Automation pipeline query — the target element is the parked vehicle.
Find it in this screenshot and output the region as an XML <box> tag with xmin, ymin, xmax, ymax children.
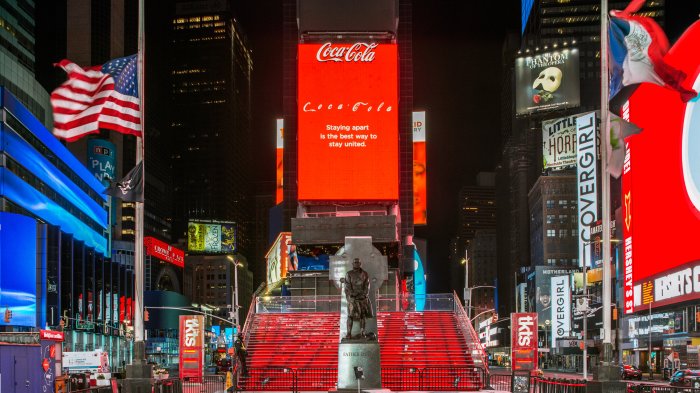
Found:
<box><xmin>669</xmin><ymin>369</ymin><xmax>700</xmax><ymax>388</ymax></box>
<box><xmin>620</xmin><ymin>364</ymin><xmax>643</xmax><ymax>380</ymax></box>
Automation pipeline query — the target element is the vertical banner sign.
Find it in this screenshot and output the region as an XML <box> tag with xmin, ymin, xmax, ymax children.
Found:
<box><xmin>576</xmin><ymin>112</ymin><xmax>598</xmax><ymax>267</ymax></box>
<box><xmin>413</xmin><ymin>111</ymin><xmax>427</xmax><ymax>225</ymax></box>
<box><xmin>87</xmin><ymin>139</ymin><xmax>117</xmax><ymax>253</ymax></box>
<box><xmin>551</xmin><ymin>275</ymin><xmax>571</xmax><ymax>348</ymax></box>
<box><xmin>511</xmin><ymin>312</ymin><xmax>538</xmax><ymax>371</ymax></box>
<box><xmin>542</xmin><ymin>115</ymin><xmax>577</xmax><ymax>170</ymax></box>
<box><xmin>622</xmin><ymin>126</ymin><xmax>634</xmax><ymax>314</ymax></box>
<box><xmin>276</xmin><ymin>118</ymin><xmax>284</xmax><ymax>204</ymax></box>
<box><xmin>179</xmin><ymin>315</ymin><xmax>204</xmax><ymax>379</ymax></box>
<box><xmin>297</xmin><ymin>42</ymin><xmax>399</xmax><ymax>200</ymax></box>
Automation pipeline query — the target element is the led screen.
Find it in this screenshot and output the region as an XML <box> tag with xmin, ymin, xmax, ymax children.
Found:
<box><xmin>413</xmin><ymin>111</ymin><xmax>427</xmax><ymax>225</ymax></box>
<box><xmin>515</xmin><ymin>49</ymin><xmax>580</xmax><ymax>115</ymax></box>
<box><xmin>297</xmin><ymin>42</ymin><xmax>398</xmax><ymax>200</ymax></box>
<box><xmin>187</xmin><ymin>221</ymin><xmax>236</xmax><ymax>253</ymax></box>
<box><xmin>623</xmin><ymin>22</ymin><xmax>700</xmax><ymax>314</ymax></box>
<box><xmin>276</xmin><ymin>118</ymin><xmax>284</xmax><ymax>204</ymax></box>
<box><xmin>0</xmin><ymin>212</ymin><xmax>37</xmax><ymax>327</ymax></box>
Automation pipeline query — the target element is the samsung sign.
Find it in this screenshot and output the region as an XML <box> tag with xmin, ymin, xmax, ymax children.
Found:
<box><xmin>551</xmin><ymin>275</ymin><xmax>571</xmax><ymax>348</ymax></box>
<box><xmin>576</xmin><ymin>112</ymin><xmax>598</xmax><ymax>267</ymax></box>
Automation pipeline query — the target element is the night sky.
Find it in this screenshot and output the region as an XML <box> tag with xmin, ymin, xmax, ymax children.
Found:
<box><xmin>229</xmin><ymin>1</ymin><xmax>700</xmax><ymax>293</ymax></box>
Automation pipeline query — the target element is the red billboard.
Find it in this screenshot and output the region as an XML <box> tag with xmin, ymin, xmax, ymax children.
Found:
<box><xmin>179</xmin><ymin>315</ymin><xmax>204</xmax><ymax>379</ymax></box>
<box><xmin>413</xmin><ymin>111</ymin><xmax>427</xmax><ymax>225</ymax></box>
<box><xmin>276</xmin><ymin>118</ymin><xmax>284</xmax><ymax>204</ymax></box>
<box><xmin>623</xmin><ymin>21</ymin><xmax>700</xmax><ymax>314</ymax></box>
<box><xmin>144</xmin><ymin>236</ymin><xmax>185</xmax><ymax>268</ymax></box>
<box><xmin>297</xmin><ymin>42</ymin><xmax>398</xmax><ymax>201</ymax></box>
<box><xmin>511</xmin><ymin>313</ymin><xmax>537</xmax><ymax>371</ymax></box>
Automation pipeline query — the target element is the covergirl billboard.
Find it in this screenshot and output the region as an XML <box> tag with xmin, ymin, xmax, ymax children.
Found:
<box><xmin>623</xmin><ymin>21</ymin><xmax>700</xmax><ymax>314</ymax></box>
<box><xmin>297</xmin><ymin>42</ymin><xmax>398</xmax><ymax>200</ymax></box>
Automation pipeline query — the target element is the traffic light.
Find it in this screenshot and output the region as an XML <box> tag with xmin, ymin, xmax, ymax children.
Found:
<box><xmin>491</xmin><ymin>313</ymin><xmax>499</xmax><ymax>323</ymax></box>
<box><xmin>3</xmin><ymin>308</ymin><xmax>11</xmax><ymax>323</ymax></box>
<box><xmin>144</xmin><ymin>309</ymin><xmax>150</xmax><ymax>322</ymax></box>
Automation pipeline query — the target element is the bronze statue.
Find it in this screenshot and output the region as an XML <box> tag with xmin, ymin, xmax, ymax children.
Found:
<box><xmin>344</xmin><ymin>258</ymin><xmax>373</xmax><ymax>338</ymax></box>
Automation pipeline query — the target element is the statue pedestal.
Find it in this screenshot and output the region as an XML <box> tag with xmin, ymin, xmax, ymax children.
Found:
<box><xmin>337</xmin><ymin>341</ymin><xmax>381</xmax><ymax>390</ymax></box>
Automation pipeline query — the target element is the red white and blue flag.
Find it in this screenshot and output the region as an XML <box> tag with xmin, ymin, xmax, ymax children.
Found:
<box><xmin>51</xmin><ymin>55</ymin><xmax>141</xmax><ymax>141</ymax></box>
<box><xmin>609</xmin><ymin>0</ymin><xmax>696</xmax><ymax>105</ymax></box>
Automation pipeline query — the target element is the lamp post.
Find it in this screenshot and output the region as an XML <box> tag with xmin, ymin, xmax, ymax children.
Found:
<box><xmin>462</xmin><ymin>250</ymin><xmax>470</xmax><ymax>319</ymax></box>
<box><xmin>227</xmin><ymin>256</ymin><xmax>242</xmax><ymax>331</ymax></box>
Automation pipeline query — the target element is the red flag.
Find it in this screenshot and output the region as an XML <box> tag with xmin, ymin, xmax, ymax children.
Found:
<box><xmin>51</xmin><ymin>55</ymin><xmax>141</xmax><ymax>141</ymax></box>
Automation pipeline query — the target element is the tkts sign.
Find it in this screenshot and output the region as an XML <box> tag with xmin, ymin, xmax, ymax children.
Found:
<box><xmin>179</xmin><ymin>315</ymin><xmax>204</xmax><ymax>379</ymax></box>
<box><xmin>511</xmin><ymin>313</ymin><xmax>538</xmax><ymax>371</ymax></box>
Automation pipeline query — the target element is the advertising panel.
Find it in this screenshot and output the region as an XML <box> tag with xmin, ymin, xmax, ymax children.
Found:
<box><xmin>0</xmin><ymin>212</ymin><xmax>37</xmax><ymax>327</ymax></box>
<box><xmin>265</xmin><ymin>232</ymin><xmax>295</xmax><ymax>286</ymax></box>
<box><xmin>542</xmin><ymin>115</ymin><xmax>577</xmax><ymax>170</ymax></box>
<box><xmin>413</xmin><ymin>111</ymin><xmax>427</xmax><ymax>225</ymax></box>
<box><xmin>63</xmin><ymin>351</ymin><xmax>109</xmax><ymax>372</ymax></box>
<box><xmin>511</xmin><ymin>313</ymin><xmax>538</xmax><ymax>371</ymax></box>
<box><xmin>623</xmin><ymin>23</ymin><xmax>700</xmax><ymax>314</ymax></box>
<box><xmin>515</xmin><ymin>49</ymin><xmax>580</xmax><ymax>115</ymax></box>
<box><xmin>179</xmin><ymin>315</ymin><xmax>204</xmax><ymax>379</ymax></box>
<box><xmin>144</xmin><ymin>236</ymin><xmax>185</xmax><ymax>268</ymax></box>
<box><xmin>576</xmin><ymin>112</ymin><xmax>598</xmax><ymax>268</ymax></box>
<box><xmin>527</xmin><ymin>266</ymin><xmax>579</xmax><ymax>329</ymax></box>
<box><xmin>87</xmin><ymin>139</ymin><xmax>116</xmax><ymax>184</ymax></box>
<box><xmin>187</xmin><ymin>221</ymin><xmax>236</xmax><ymax>253</ymax></box>
<box><xmin>297</xmin><ymin>42</ymin><xmax>398</xmax><ymax>200</ymax></box>
<box><xmin>551</xmin><ymin>275</ymin><xmax>571</xmax><ymax>348</ymax></box>
<box><xmin>276</xmin><ymin>118</ymin><xmax>284</xmax><ymax>204</ymax></box>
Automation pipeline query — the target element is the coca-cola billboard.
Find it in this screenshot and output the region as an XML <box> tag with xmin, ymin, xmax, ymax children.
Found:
<box><xmin>298</xmin><ymin>42</ymin><xmax>398</xmax><ymax>201</ymax></box>
<box><xmin>511</xmin><ymin>313</ymin><xmax>538</xmax><ymax>371</ymax></box>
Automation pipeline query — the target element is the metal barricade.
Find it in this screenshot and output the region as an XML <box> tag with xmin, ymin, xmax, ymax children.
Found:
<box><xmin>237</xmin><ymin>367</ymin><xmax>296</xmax><ymax>391</ymax></box>
<box><xmin>534</xmin><ymin>377</ymin><xmax>587</xmax><ymax>393</ymax></box>
<box><xmin>381</xmin><ymin>367</ymin><xmax>422</xmax><ymax>391</ymax></box>
<box><xmin>180</xmin><ymin>375</ymin><xmax>225</xmax><ymax>393</ymax></box>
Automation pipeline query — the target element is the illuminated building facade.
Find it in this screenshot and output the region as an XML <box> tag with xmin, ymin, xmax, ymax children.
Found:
<box><xmin>170</xmin><ymin>0</ymin><xmax>253</xmax><ymax>258</ymax></box>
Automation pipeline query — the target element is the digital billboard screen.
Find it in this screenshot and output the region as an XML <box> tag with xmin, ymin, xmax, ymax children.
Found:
<box><xmin>187</xmin><ymin>221</ymin><xmax>236</xmax><ymax>253</ymax></box>
<box><xmin>623</xmin><ymin>22</ymin><xmax>700</xmax><ymax>314</ymax></box>
<box><xmin>276</xmin><ymin>118</ymin><xmax>284</xmax><ymax>204</ymax></box>
<box><xmin>515</xmin><ymin>49</ymin><xmax>580</xmax><ymax>115</ymax></box>
<box><xmin>297</xmin><ymin>42</ymin><xmax>398</xmax><ymax>201</ymax></box>
<box><xmin>542</xmin><ymin>115</ymin><xmax>577</xmax><ymax>170</ymax></box>
<box><xmin>0</xmin><ymin>212</ymin><xmax>37</xmax><ymax>327</ymax></box>
<box><xmin>413</xmin><ymin>111</ymin><xmax>427</xmax><ymax>225</ymax></box>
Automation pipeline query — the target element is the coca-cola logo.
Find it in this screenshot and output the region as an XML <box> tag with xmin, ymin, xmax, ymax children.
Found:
<box><xmin>316</xmin><ymin>42</ymin><xmax>378</xmax><ymax>63</ymax></box>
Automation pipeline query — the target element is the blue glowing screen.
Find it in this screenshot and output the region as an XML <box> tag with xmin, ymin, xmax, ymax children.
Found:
<box><xmin>0</xmin><ymin>212</ymin><xmax>37</xmax><ymax>327</ymax></box>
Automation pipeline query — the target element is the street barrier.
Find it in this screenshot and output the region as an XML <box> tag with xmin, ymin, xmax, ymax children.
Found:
<box><xmin>626</xmin><ymin>385</ymin><xmax>700</xmax><ymax>393</ymax></box>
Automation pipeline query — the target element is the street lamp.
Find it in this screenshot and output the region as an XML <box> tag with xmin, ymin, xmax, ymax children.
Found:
<box><xmin>227</xmin><ymin>255</ymin><xmax>244</xmax><ymax>331</ymax></box>
<box><xmin>462</xmin><ymin>250</ymin><xmax>469</xmax><ymax>318</ymax></box>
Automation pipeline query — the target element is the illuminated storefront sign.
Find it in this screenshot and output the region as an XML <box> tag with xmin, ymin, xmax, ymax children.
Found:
<box><xmin>624</xmin><ymin>22</ymin><xmax>700</xmax><ymax>314</ymax></box>
<box><xmin>297</xmin><ymin>42</ymin><xmax>398</xmax><ymax>200</ymax></box>
<box><xmin>144</xmin><ymin>237</ymin><xmax>185</xmax><ymax>268</ymax></box>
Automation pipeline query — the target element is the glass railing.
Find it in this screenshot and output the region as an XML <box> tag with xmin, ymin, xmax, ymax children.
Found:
<box><xmin>254</xmin><ymin>293</ymin><xmax>457</xmax><ymax>314</ymax></box>
<box><xmin>255</xmin><ymin>295</ymin><xmax>342</xmax><ymax>313</ymax></box>
<box><xmin>376</xmin><ymin>293</ymin><xmax>456</xmax><ymax>312</ymax></box>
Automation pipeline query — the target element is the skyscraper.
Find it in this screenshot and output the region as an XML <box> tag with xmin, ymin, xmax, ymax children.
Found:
<box><xmin>170</xmin><ymin>0</ymin><xmax>253</xmax><ymax>257</ymax></box>
<box><xmin>0</xmin><ymin>0</ymin><xmax>52</xmax><ymax>126</ymax></box>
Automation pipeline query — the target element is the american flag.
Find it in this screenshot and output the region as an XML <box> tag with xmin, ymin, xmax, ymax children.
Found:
<box><xmin>51</xmin><ymin>55</ymin><xmax>142</xmax><ymax>141</ymax></box>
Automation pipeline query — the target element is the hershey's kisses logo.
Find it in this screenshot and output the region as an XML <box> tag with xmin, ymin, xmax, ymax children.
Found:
<box><xmin>316</xmin><ymin>42</ymin><xmax>378</xmax><ymax>63</ymax></box>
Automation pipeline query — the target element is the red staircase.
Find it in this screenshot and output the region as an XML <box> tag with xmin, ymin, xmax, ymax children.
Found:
<box><xmin>240</xmin><ymin>312</ymin><xmax>339</xmax><ymax>391</ymax></box>
<box><xmin>378</xmin><ymin>311</ymin><xmax>484</xmax><ymax>391</ymax></box>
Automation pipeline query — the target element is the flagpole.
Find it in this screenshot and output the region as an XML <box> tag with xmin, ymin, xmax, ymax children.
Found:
<box><xmin>600</xmin><ymin>0</ymin><xmax>614</xmax><ymax>365</ymax></box>
<box><xmin>134</xmin><ymin>0</ymin><xmax>146</xmax><ymax>351</ymax></box>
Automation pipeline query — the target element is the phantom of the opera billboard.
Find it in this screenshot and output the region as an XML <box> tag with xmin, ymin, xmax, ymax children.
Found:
<box><xmin>297</xmin><ymin>42</ymin><xmax>398</xmax><ymax>201</ymax></box>
<box><xmin>515</xmin><ymin>49</ymin><xmax>580</xmax><ymax>115</ymax></box>
<box><xmin>623</xmin><ymin>21</ymin><xmax>700</xmax><ymax>314</ymax></box>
